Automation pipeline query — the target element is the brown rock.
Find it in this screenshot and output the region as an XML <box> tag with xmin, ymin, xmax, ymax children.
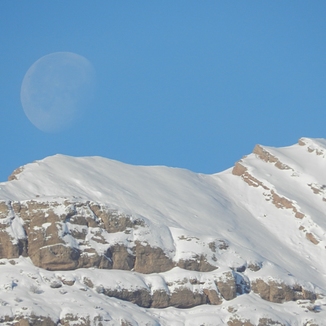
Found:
<box><xmin>59</xmin><ymin>277</ymin><xmax>75</xmax><ymax>286</ymax></box>
<box><xmin>26</xmin><ymin>203</ymin><xmax>74</xmax><ymax>270</ymax></box>
<box><xmin>0</xmin><ymin>201</ymin><xmax>27</xmax><ymax>259</ymax></box>
<box><xmin>253</xmin><ymin>144</ymin><xmax>291</xmax><ymax>170</ymax></box>
<box><xmin>271</xmin><ymin>191</ymin><xmax>294</xmax><ymax>209</ymax></box>
<box><xmin>89</xmin><ymin>204</ymin><xmax>143</xmax><ymax>233</ymax></box>
<box><xmin>216</xmin><ymin>271</ymin><xmax>236</xmax><ymax>300</ymax></box>
<box><xmin>134</xmin><ymin>242</ymin><xmax>174</xmax><ymax>273</ymax></box>
<box><xmin>258</xmin><ymin>318</ymin><xmax>286</xmax><ymax>326</ymax></box>
<box><xmin>306</xmin><ymin>232</ymin><xmax>319</xmax><ymax>245</ymax></box>
<box><xmin>218</xmin><ymin>240</ymin><xmax>229</xmax><ymax>250</ymax></box>
<box><xmin>177</xmin><ymin>254</ymin><xmax>217</xmax><ymax>272</ymax></box>
<box><xmin>83</xmin><ymin>277</ymin><xmax>94</xmax><ymax>288</ymax></box>
<box><xmin>247</xmin><ymin>262</ymin><xmax>262</xmax><ymax>272</ymax></box>
<box><xmin>107</xmin><ymin>244</ymin><xmax>135</xmax><ymax>270</ymax></box>
<box><xmin>8</xmin><ymin>166</ymin><xmax>24</xmax><ymax>181</ymax></box>
<box><xmin>0</xmin><ymin>230</ymin><xmax>24</xmax><ymax>259</ymax></box>
<box><xmin>232</xmin><ymin>161</ymin><xmax>248</xmax><ymax>176</ymax></box>
<box><xmin>0</xmin><ymin>201</ymin><xmax>10</xmax><ymax>218</ymax></box>
<box><xmin>232</xmin><ymin>162</ymin><xmax>269</xmax><ymax>190</ymax></box>
<box><xmin>270</xmin><ymin>190</ymin><xmax>305</xmax><ymax>219</ymax></box>
<box><xmin>11</xmin><ymin>315</ymin><xmax>57</xmax><ymax>326</ymax></box>
<box><xmin>251</xmin><ymin>279</ymin><xmax>270</xmax><ymax>301</ymax></box>
<box><xmin>227</xmin><ymin>318</ymin><xmax>254</xmax><ymax>326</ymax></box>
<box><xmin>30</xmin><ymin>244</ymin><xmax>80</xmax><ymax>270</ymax></box>
<box><xmin>169</xmin><ymin>287</ymin><xmax>208</xmax><ymax>308</ymax></box>
<box><xmin>103</xmin><ymin>288</ymin><xmax>152</xmax><ymax>308</ymax></box>
<box><xmin>60</xmin><ymin>314</ymin><xmax>91</xmax><ymax>326</ymax></box>
<box><xmin>120</xmin><ymin>320</ymin><xmax>133</xmax><ymax>326</ymax></box>
<box><xmin>302</xmin><ymin>288</ymin><xmax>317</xmax><ymax>301</ymax></box>
<box><xmin>251</xmin><ymin>279</ymin><xmax>316</xmax><ymax>303</ymax></box>
<box><xmin>203</xmin><ymin>288</ymin><xmax>222</xmax><ymax>305</ymax></box>
<box><xmin>151</xmin><ymin>289</ymin><xmax>170</xmax><ymax>308</ymax></box>
<box><xmin>77</xmin><ymin>249</ymin><xmax>112</xmax><ymax>269</ymax></box>
<box><xmin>253</xmin><ymin>144</ymin><xmax>278</xmax><ymax>163</ymax></box>
<box><xmin>269</xmin><ymin>282</ymin><xmax>294</xmax><ymax>303</ymax></box>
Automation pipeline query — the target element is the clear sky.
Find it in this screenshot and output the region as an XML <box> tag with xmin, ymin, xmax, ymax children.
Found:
<box><xmin>1</xmin><ymin>1</ymin><xmax>326</xmax><ymax>182</ymax></box>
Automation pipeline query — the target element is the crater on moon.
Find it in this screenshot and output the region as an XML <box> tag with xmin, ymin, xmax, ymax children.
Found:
<box><xmin>21</xmin><ymin>52</ymin><xmax>96</xmax><ymax>133</ymax></box>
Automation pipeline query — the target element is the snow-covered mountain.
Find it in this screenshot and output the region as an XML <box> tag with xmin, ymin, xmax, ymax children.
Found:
<box><xmin>0</xmin><ymin>137</ymin><xmax>326</xmax><ymax>325</ymax></box>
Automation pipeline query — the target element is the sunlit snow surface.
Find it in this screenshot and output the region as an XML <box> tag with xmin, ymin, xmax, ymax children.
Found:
<box><xmin>1</xmin><ymin>137</ymin><xmax>326</xmax><ymax>324</ymax></box>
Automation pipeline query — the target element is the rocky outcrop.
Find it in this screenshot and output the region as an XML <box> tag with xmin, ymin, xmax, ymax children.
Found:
<box><xmin>216</xmin><ymin>271</ymin><xmax>237</xmax><ymax>300</ymax></box>
<box><xmin>169</xmin><ymin>287</ymin><xmax>208</xmax><ymax>308</ymax></box>
<box><xmin>0</xmin><ymin>201</ymin><xmax>27</xmax><ymax>259</ymax></box>
<box><xmin>103</xmin><ymin>288</ymin><xmax>152</xmax><ymax>308</ymax></box>
<box><xmin>106</xmin><ymin>244</ymin><xmax>135</xmax><ymax>270</ymax></box>
<box><xmin>299</xmin><ymin>138</ymin><xmax>325</xmax><ymax>157</ymax></box>
<box><xmin>227</xmin><ymin>317</ymin><xmax>288</xmax><ymax>326</ymax></box>
<box><xmin>0</xmin><ymin>199</ymin><xmax>224</xmax><ymax>274</ymax></box>
<box><xmin>227</xmin><ymin>318</ymin><xmax>254</xmax><ymax>326</ymax></box>
<box><xmin>232</xmin><ymin>144</ymin><xmax>317</xmax><ymax>249</ymax></box>
<box><xmin>96</xmin><ymin>271</ymin><xmax>236</xmax><ymax>308</ymax></box>
<box><xmin>0</xmin><ymin>196</ymin><xmax>319</xmax><ymax>313</ymax></box>
<box><xmin>232</xmin><ymin>161</ymin><xmax>269</xmax><ymax>190</ymax></box>
<box><xmin>233</xmin><ymin>160</ymin><xmax>307</xmax><ymax>221</ymax></box>
<box><xmin>177</xmin><ymin>254</ymin><xmax>217</xmax><ymax>272</ymax></box>
<box><xmin>89</xmin><ymin>203</ymin><xmax>145</xmax><ymax>232</ymax></box>
<box><xmin>7</xmin><ymin>166</ymin><xmax>24</xmax><ymax>181</ymax></box>
<box><xmin>251</xmin><ymin>279</ymin><xmax>316</xmax><ymax>303</ymax></box>
<box><xmin>306</xmin><ymin>232</ymin><xmax>320</xmax><ymax>245</ymax></box>
<box><xmin>0</xmin><ymin>315</ymin><xmax>58</xmax><ymax>326</ymax></box>
<box><xmin>1</xmin><ymin>140</ymin><xmax>325</xmax><ymax>324</ymax></box>
<box><xmin>253</xmin><ymin>145</ymin><xmax>292</xmax><ymax>170</ymax></box>
<box><xmin>133</xmin><ymin>242</ymin><xmax>175</xmax><ymax>273</ymax></box>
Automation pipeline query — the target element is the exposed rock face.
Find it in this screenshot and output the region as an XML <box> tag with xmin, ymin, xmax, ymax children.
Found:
<box><xmin>0</xmin><ymin>200</ymin><xmax>169</xmax><ymax>272</ymax></box>
<box><xmin>0</xmin><ymin>201</ymin><xmax>27</xmax><ymax>259</ymax></box>
<box><xmin>232</xmin><ymin>161</ymin><xmax>269</xmax><ymax>190</ymax></box>
<box><xmin>258</xmin><ymin>318</ymin><xmax>286</xmax><ymax>326</ymax></box>
<box><xmin>0</xmin><ymin>199</ymin><xmax>223</xmax><ymax>274</ymax></box>
<box><xmin>89</xmin><ymin>203</ymin><xmax>144</xmax><ymax>232</ymax></box>
<box><xmin>31</xmin><ymin>244</ymin><xmax>81</xmax><ymax>271</ymax></box>
<box><xmin>97</xmin><ymin>271</ymin><xmax>235</xmax><ymax>308</ymax></box>
<box><xmin>133</xmin><ymin>242</ymin><xmax>175</xmax><ymax>273</ymax></box>
<box><xmin>1</xmin><ymin>139</ymin><xmax>325</xmax><ymax>325</ymax></box>
<box><xmin>253</xmin><ymin>144</ymin><xmax>292</xmax><ymax>170</ymax></box>
<box><xmin>103</xmin><ymin>288</ymin><xmax>152</xmax><ymax>308</ymax></box>
<box><xmin>227</xmin><ymin>318</ymin><xmax>254</xmax><ymax>326</ymax></box>
<box><xmin>60</xmin><ymin>315</ymin><xmax>91</xmax><ymax>326</ymax></box>
<box><xmin>306</xmin><ymin>232</ymin><xmax>320</xmax><ymax>245</ymax></box>
<box><xmin>216</xmin><ymin>271</ymin><xmax>237</xmax><ymax>300</ymax></box>
<box><xmin>251</xmin><ymin>279</ymin><xmax>316</xmax><ymax>303</ymax></box>
<box><xmin>103</xmin><ymin>285</ymin><xmax>211</xmax><ymax>310</ymax></box>
<box><xmin>0</xmin><ymin>197</ymin><xmax>319</xmax><ymax>313</ymax></box>
<box><xmin>177</xmin><ymin>254</ymin><xmax>217</xmax><ymax>272</ymax></box>
<box><xmin>232</xmin><ymin>160</ymin><xmax>305</xmax><ymax>219</ymax></box>
<box><xmin>107</xmin><ymin>244</ymin><xmax>135</xmax><ymax>270</ymax></box>
<box><xmin>169</xmin><ymin>287</ymin><xmax>208</xmax><ymax>308</ymax></box>
<box><xmin>0</xmin><ymin>315</ymin><xmax>58</xmax><ymax>326</ymax></box>
<box><xmin>151</xmin><ymin>289</ymin><xmax>171</xmax><ymax>308</ymax></box>
<box><xmin>7</xmin><ymin>166</ymin><xmax>24</xmax><ymax>181</ymax></box>
<box><xmin>231</xmin><ymin>142</ymin><xmax>326</xmax><ymax>247</ymax></box>
<box><xmin>203</xmin><ymin>288</ymin><xmax>223</xmax><ymax>305</ymax></box>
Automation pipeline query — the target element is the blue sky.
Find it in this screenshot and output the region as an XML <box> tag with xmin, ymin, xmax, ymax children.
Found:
<box><xmin>1</xmin><ymin>1</ymin><xmax>326</xmax><ymax>181</ymax></box>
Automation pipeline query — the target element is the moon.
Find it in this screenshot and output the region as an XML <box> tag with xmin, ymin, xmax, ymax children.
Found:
<box><xmin>21</xmin><ymin>52</ymin><xmax>96</xmax><ymax>133</ymax></box>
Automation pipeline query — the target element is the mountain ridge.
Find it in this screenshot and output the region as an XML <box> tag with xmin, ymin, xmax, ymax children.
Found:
<box><xmin>0</xmin><ymin>137</ymin><xmax>325</xmax><ymax>325</ymax></box>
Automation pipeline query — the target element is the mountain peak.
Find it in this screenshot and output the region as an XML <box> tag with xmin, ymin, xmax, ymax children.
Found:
<box><xmin>1</xmin><ymin>138</ymin><xmax>326</xmax><ymax>324</ymax></box>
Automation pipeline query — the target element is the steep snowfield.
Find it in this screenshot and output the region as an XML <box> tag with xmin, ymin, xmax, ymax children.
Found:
<box><xmin>0</xmin><ymin>137</ymin><xmax>326</xmax><ymax>325</ymax></box>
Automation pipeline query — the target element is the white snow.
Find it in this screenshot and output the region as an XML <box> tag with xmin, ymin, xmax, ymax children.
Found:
<box><xmin>1</xmin><ymin>137</ymin><xmax>326</xmax><ymax>324</ymax></box>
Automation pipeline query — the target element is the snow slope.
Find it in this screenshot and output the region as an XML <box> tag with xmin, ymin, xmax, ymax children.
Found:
<box><xmin>0</xmin><ymin>137</ymin><xmax>326</xmax><ymax>325</ymax></box>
